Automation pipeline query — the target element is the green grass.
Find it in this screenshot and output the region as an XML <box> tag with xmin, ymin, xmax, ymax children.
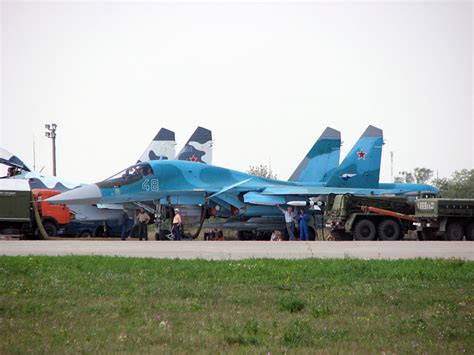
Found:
<box><xmin>0</xmin><ymin>257</ymin><xmax>473</xmax><ymax>354</ymax></box>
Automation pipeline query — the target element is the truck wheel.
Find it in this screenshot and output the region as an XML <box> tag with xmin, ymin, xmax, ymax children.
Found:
<box><xmin>354</xmin><ymin>219</ymin><xmax>376</xmax><ymax>241</ymax></box>
<box><xmin>43</xmin><ymin>221</ymin><xmax>57</xmax><ymax>237</ymax></box>
<box><xmin>421</xmin><ymin>228</ymin><xmax>438</xmax><ymax>241</ymax></box>
<box><xmin>377</xmin><ymin>219</ymin><xmax>401</xmax><ymax>241</ymax></box>
<box><xmin>330</xmin><ymin>230</ymin><xmax>352</xmax><ymax>241</ymax></box>
<box><xmin>446</xmin><ymin>222</ymin><xmax>464</xmax><ymax>241</ymax></box>
<box><xmin>465</xmin><ymin>222</ymin><xmax>474</xmax><ymax>241</ymax></box>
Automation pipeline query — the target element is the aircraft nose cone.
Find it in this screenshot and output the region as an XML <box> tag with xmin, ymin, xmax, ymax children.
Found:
<box><xmin>46</xmin><ymin>184</ymin><xmax>102</xmax><ymax>205</ymax></box>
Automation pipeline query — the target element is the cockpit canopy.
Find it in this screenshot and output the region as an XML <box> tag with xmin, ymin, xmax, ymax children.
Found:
<box><xmin>98</xmin><ymin>163</ymin><xmax>154</xmax><ymax>188</ymax></box>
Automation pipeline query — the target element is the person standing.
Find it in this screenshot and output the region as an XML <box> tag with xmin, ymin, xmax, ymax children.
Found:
<box><xmin>298</xmin><ymin>208</ymin><xmax>310</xmax><ymax>241</ymax></box>
<box><xmin>172</xmin><ymin>208</ymin><xmax>182</xmax><ymax>240</ymax></box>
<box><xmin>137</xmin><ymin>207</ymin><xmax>150</xmax><ymax>241</ymax></box>
<box><xmin>120</xmin><ymin>207</ymin><xmax>130</xmax><ymax>241</ymax></box>
<box><xmin>277</xmin><ymin>205</ymin><xmax>296</xmax><ymax>241</ymax></box>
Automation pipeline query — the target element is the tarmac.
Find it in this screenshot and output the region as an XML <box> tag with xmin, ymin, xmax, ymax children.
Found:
<box><xmin>0</xmin><ymin>240</ymin><xmax>473</xmax><ymax>260</ymax></box>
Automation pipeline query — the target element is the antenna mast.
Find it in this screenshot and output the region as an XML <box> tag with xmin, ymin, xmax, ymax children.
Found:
<box><xmin>390</xmin><ymin>151</ymin><xmax>394</xmax><ymax>182</ymax></box>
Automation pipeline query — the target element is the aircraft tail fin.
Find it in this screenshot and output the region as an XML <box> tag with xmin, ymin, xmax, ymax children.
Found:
<box><xmin>325</xmin><ymin>125</ymin><xmax>383</xmax><ymax>188</ymax></box>
<box><xmin>136</xmin><ymin>128</ymin><xmax>176</xmax><ymax>163</ymax></box>
<box><xmin>288</xmin><ymin>127</ymin><xmax>341</xmax><ymax>182</ymax></box>
<box><xmin>176</xmin><ymin>126</ymin><xmax>213</xmax><ymax>164</ymax></box>
<box><xmin>0</xmin><ymin>148</ymin><xmax>31</xmax><ymax>171</ymax></box>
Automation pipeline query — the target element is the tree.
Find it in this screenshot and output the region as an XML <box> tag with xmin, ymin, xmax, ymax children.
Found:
<box><xmin>395</xmin><ymin>168</ymin><xmax>433</xmax><ymax>184</ymax></box>
<box><xmin>413</xmin><ymin>168</ymin><xmax>433</xmax><ymax>184</ymax></box>
<box><xmin>394</xmin><ymin>176</ymin><xmax>404</xmax><ymax>183</ymax></box>
<box><xmin>431</xmin><ymin>177</ymin><xmax>449</xmax><ymax>196</ymax></box>
<box><xmin>395</xmin><ymin>167</ymin><xmax>474</xmax><ymax>198</ymax></box>
<box><xmin>395</xmin><ymin>171</ymin><xmax>415</xmax><ymax>183</ymax></box>
<box><xmin>442</xmin><ymin>169</ymin><xmax>474</xmax><ymax>198</ymax></box>
<box><xmin>247</xmin><ymin>165</ymin><xmax>277</xmax><ymax>180</ymax></box>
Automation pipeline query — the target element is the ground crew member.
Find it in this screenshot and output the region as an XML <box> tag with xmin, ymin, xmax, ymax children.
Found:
<box><xmin>277</xmin><ymin>205</ymin><xmax>296</xmax><ymax>240</ymax></box>
<box><xmin>298</xmin><ymin>208</ymin><xmax>310</xmax><ymax>241</ymax></box>
<box><xmin>136</xmin><ymin>207</ymin><xmax>150</xmax><ymax>241</ymax></box>
<box><xmin>120</xmin><ymin>207</ymin><xmax>130</xmax><ymax>241</ymax></box>
<box><xmin>172</xmin><ymin>208</ymin><xmax>182</xmax><ymax>240</ymax></box>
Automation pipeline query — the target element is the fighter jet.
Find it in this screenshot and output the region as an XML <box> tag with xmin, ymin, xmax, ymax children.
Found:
<box><xmin>47</xmin><ymin>126</ymin><xmax>438</xmax><ymax>235</ymax></box>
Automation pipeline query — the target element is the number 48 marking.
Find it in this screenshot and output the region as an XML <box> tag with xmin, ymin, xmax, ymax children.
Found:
<box><xmin>142</xmin><ymin>178</ymin><xmax>159</xmax><ymax>192</ymax></box>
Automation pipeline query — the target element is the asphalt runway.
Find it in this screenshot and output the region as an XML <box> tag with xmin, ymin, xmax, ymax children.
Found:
<box><xmin>0</xmin><ymin>240</ymin><xmax>473</xmax><ymax>260</ymax></box>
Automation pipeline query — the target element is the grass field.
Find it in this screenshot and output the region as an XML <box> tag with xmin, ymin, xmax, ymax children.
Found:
<box><xmin>1</xmin><ymin>257</ymin><xmax>473</xmax><ymax>354</ymax></box>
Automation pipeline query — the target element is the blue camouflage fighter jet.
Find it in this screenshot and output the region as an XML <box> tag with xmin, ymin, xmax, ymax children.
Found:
<box><xmin>48</xmin><ymin>125</ymin><xmax>438</xmax><ymax>238</ymax></box>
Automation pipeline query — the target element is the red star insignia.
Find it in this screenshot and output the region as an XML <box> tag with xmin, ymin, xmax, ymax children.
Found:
<box><xmin>189</xmin><ymin>155</ymin><xmax>198</xmax><ymax>162</ymax></box>
<box><xmin>357</xmin><ymin>150</ymin><xmax>367</xmax><ymax>160</ymax></box>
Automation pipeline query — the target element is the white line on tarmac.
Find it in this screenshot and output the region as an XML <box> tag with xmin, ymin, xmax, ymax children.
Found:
<box><xmin>0</xmin><ymin>240</ymin><xmax>473</xmax><ymax>260</ymax></box>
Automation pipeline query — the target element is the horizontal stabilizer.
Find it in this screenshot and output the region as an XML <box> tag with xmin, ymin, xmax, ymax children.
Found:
<box><xmin>261</xmin><ymin>185</ymin><xmax>406</xmax><ymax>196</ymax></box>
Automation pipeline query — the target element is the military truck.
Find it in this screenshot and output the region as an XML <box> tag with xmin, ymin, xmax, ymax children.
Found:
<box><xmin>0</xmin><ymin>180</ymin><xmax>33</xmax><ymax>235</ymax></box>
<box><xmin>413</xmin><ymin>198</ymin><xmax>474</xmax><ymax>241</ymax></box>
<box><xmin>0</xmin><ymin>180</ymin><xmax>72</xmax><ymax>237</ymax></box>
<box><xmin>325</xmin><ymin>194</ymin><xmax>416</xmax><ymax>241</ymax></box>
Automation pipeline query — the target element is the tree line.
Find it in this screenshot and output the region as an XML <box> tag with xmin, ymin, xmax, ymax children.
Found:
<box><xmin>395</xmin><ymin>168</ymin><xmax>474</xmax><ymax>198</ymax></box>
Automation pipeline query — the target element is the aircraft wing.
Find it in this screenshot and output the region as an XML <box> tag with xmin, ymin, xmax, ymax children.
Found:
<box><xmin>260</xmin><ymin>186</ymin><xmax>401</xmax><ymax>196</ymax></box>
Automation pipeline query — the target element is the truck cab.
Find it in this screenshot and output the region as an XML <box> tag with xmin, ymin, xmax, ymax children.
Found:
<box><xmin>32</xmin><ymin>189</ymin><xmax>73</xmax><ymax>236</ymax></box>
<box><xmin>414</xmin><ymin>198</ymin><xmax>474</xmax><ymax>240</ymax></box>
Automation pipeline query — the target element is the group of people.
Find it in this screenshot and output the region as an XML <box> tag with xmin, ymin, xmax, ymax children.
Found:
<box><xmin>118</xmin><ymin>204</ymin><xmax>311</xmax><ymax>241</ymax></box>
<box><xmin>277</xmin><ymin>205</ymin><xmax>310</xmax><ymax>241</ymax></box>
<box><xmin>119</xmin><ymin>206</ymin><xmax>182</xmax><ymax>241</ymax></box>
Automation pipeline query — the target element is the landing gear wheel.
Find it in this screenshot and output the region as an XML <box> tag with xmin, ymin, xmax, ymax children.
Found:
<box><xmin>43</xmin><ymin>221</ymin><xmax>57</xmax><ymax>237</ymax></box>
<box><xmin>159</xmin><ymin>229</ymin><xmax>172</xmax><ymax>241</ymax></box>
<box><xmin>421</xmin><ymin>228</ymin><xmax>438</xmax><ymax>241</ymax></box>
<box><xmin>465</xmin><ymin>222</ymin><xmax>474</xmax><ymax>241</ymax></box>
<box><xmin>446</xmin><ymin>222</ymin><xmax>464</xmax><ymax>241</ymax></box>
<box><xmin>354</xmin><ymin>219</ymin><xmax>376</xmax><ymax>241</ymax></box>
<box><xmin>237</xmin><ymin>231</ymin><xmax>254</xmax><ymax>241</ymax></box>
<box><xmin>93</xmin><ymin>226</ymin><xmax>109</xmax><ymax>238</ymax></box>
<box><xmin>377</xmin><ymin>219</ymin><xmax>401</xmax><ymax>241</ymax></box>
<box><xmin>79</xmin><ymin>230</ymin><xmax>92</xmax><ymax>238</ymax></box>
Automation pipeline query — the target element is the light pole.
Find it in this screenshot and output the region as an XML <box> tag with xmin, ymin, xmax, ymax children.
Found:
<box><xmin>45</xmin><ymin>123</ymin><xmax>57</xmax><ymax>176</ymax></box>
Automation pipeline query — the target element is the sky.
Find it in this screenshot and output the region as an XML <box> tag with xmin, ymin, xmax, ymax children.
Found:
<box><xmin>1</xmin><ymin>1</ymin><xmax>473</xmax><ymax>184</ymax></box>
